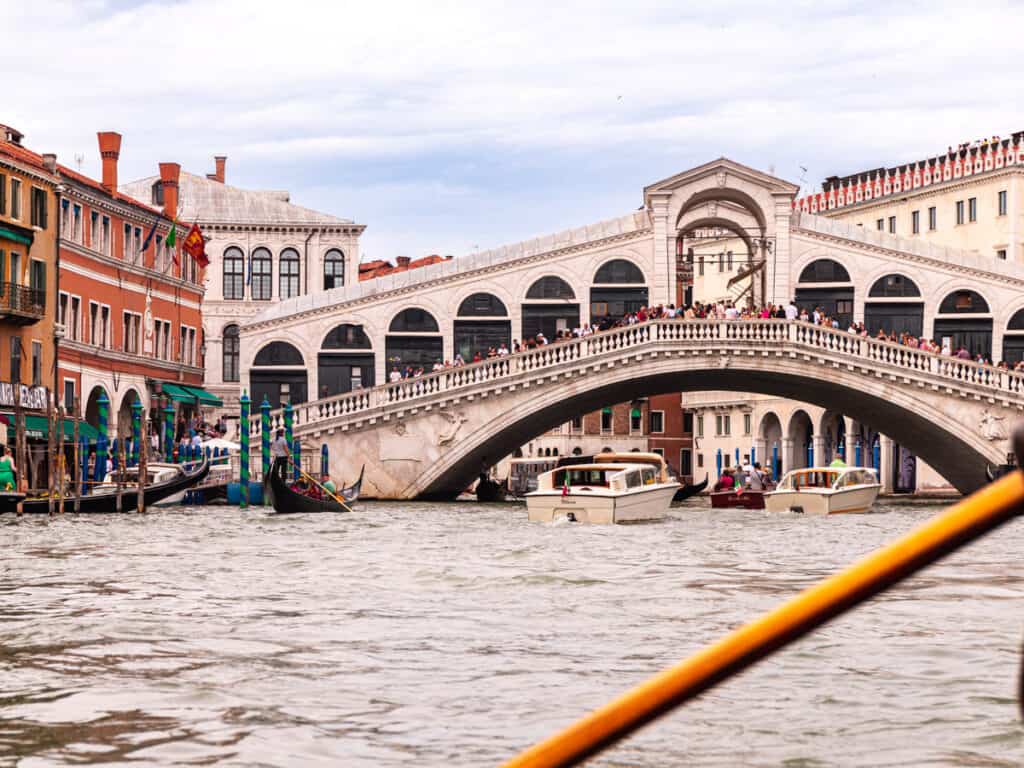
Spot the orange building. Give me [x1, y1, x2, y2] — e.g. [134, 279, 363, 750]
[50, 131, 210, 437]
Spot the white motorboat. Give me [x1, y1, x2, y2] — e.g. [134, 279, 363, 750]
[526, 452, 680, 524]
[98, 461, 234, 506]
[763, 466, 881, 515]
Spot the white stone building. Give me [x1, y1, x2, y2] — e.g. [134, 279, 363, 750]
[121, 159, 364, 426]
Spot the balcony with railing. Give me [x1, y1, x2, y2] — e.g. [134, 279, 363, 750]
[0, 283, 46, 324]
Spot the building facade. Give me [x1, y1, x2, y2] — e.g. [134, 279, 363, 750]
[121, 162, 364, 424]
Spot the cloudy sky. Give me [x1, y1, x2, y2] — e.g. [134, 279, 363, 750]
[5, 0, 1023, 261]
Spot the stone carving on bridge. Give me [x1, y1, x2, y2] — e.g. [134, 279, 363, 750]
[979, 409, 1008, 442]
[437, 409, 468, 446]
[716, 171, 727, 187]
[393, 421, 408, 436]
[707, 201, 718, 217]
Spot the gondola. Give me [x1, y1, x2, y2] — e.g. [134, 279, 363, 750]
[0, 460, 210, 515]
[673, 474, 708, 502]
[475, 476, 506, 502]
[986, 463, 1016, 482]
[266, 462, 363, 514]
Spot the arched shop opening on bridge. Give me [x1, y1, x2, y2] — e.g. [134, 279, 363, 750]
[794, 259, 854, 328]
[864, 274, 924, 337]
[453, 293, 510, 361]
[386, 308, 442, 371]
[251, 341, 308, 408]
[318, 324, 374, 398]
[590, 259, 647, 324]
[522, 276, 579, 341]
[934, 290, 992, 358]
[1004, 308, 1024, 363]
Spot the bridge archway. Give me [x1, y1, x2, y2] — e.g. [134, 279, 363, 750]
[590, 259, 648, 325]
[1003, 307, 1024, 363]
[387, 308, 442, 370]
[934, 289, 993, 359]
[408, 354, 1003, 499]
[453, 293, 510, 360]
[318, 324, 374, 399]
[787, 409, 814, 469]
[794, 258, 854, 328]
[523, 276, 579, 342]
[251, 340, 307, 407]
[865, 273, 924, 337]
[758, 411, 783, 479]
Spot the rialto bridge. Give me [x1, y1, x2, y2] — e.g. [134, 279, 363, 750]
[239, 158, 1024, 497]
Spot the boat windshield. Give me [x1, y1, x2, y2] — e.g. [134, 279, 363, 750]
[780, 470, 839, 490]
[835, 469, 877, 487]
[553, 468, 609, 488]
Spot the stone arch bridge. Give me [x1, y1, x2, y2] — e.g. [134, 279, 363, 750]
[249, 320, 1024, 499]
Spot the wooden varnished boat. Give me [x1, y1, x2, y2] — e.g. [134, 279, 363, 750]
[0, 460, 210, 515]
[710, 488, 767, 510]
[267, 463, 363, 514]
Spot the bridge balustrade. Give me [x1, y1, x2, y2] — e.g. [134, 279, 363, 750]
[246, 319, 1024, 442]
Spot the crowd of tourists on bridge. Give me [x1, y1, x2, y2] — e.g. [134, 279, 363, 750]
[385, 298, 1023, 382]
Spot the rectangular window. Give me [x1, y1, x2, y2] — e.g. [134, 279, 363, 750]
[683, 412, 693, 433]
[968, 197, 977, 222]
[63, 378, 75, 412]
[101, 216, 111, 255]
[9, 336, 21, 384]
[928, 206, 937, 230]
[10, 178, 22, 220]
[743, 413, 751, 435]
[715, 414, 723, 436]
[29, 260, 45, 303]
[876, 218, 884, 231]
[998, 190, 1007, 216]
[718, 253, 724, 273]
[649, 411, 664, 434]
[72, 204, 82, 242]
[698, 256, 704, 276]
[997, 249, 1007, 261]
[134, 227, 142, 262]
[630, 410, 642, 433]
[696, 415, 704, 438]
[888, 216, 896, 234]
[911, 210, 920, 234]
[123, 311, 140, 354]
[600, 410, 613, 433]
[727, 251, 734, 271]
[723, 414, 731, 436]
[30, 187, 47, 229]
[98, 305, 110, 348]
[123, 222, 131, 259]
[179, 325, 196, 365]
[680, 449, 692, 476]
[0, 173, 6, 215]
[58, 291, 68, 331]
[697, 453, 704, 468]
[69, 296, 80, 341]
[955, 200, 965, 225]
[571, 415, 582, 432]
[89, 301, 99, 345]
[31, 340, 41, 386]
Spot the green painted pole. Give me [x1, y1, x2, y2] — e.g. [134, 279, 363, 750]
[261, 397, 271, 504]
[284, 399, 293, 453]
[95, 391, 109, 482]
[164, 400, 175, 460]
[131, 398, 142, 467]
[240, 391, 250, 508]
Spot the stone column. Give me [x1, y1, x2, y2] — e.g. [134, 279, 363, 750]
[768, 196, 793, 306]
[844, 417, 858, 464]
[1010, 174, 1020, 265]
[812, 434, 826, 467]
[879, 434, 894, 493]
[781, 437, 793, 475]
[650, 194, 672, 307]
[753, 437, 767, 467]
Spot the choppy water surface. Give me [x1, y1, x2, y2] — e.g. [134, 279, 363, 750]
[2, 499, 1023, 767]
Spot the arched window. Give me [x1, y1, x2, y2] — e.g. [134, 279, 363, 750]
[938, 290, 990, 314]
[868, 274, 921, 298]
[457, 293, 507, 316]
[324, 249, 345, 290]
[526, 276, 575, 300]
[593, 259, 645, 284]
[223, 247, 244, 300]
[279, 248, 300, 299]
[322, 324, 372, 349]
[251, 248, 272, 300]
[798, 259, 851, 283]
[253, 341, 304, 366]
[389, 308, 439, 333]
[222, 324, 240, 382]
[1008, 309, 1024, 331]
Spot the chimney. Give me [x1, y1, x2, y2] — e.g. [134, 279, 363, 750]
[214, 155, 226, 183]
[158, 162, 181, 218]
[41, 153, 57, 174]
[97, 132, 122, 192]
[395, 256, 411, 268]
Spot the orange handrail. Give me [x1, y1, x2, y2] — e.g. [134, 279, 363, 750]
[503, 470, 1024, 768]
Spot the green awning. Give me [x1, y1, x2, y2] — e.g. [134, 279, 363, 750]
[161, 383, 196, 403]
[182, 385, 223, 407]
[16, 415, 99, 441]
[602, 407, 613, 415]
[630, 408, 642, 418]
[0, 226, 32, 246]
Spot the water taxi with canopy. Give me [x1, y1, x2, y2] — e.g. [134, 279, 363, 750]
[526, 452, 680, 524]
[763, 466, 881, 514]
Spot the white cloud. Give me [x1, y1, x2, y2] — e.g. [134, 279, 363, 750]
[2, 0, 1022, 259]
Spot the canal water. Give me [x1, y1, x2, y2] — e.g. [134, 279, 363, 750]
[1, 499, 1022, 767]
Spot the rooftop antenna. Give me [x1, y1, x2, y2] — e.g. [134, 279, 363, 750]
[73, 153, 84, 172]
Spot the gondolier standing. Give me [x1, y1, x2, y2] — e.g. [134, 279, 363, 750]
[271, 428, 290, 480]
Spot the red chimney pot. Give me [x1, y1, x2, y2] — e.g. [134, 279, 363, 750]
[97, 131, 122, 192]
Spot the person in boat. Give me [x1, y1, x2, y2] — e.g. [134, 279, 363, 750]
[746, 464, 765, 492]
[0, 445, 17, 491]
[321, 472, 337, 495]
[270, 428, 290, 480]
[713, 469, 736, 492]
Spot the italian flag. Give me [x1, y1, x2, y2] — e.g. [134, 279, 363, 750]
[562, 471, 570, 497]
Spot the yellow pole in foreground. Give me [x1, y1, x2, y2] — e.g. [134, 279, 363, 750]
[503, 470, 1024, 768]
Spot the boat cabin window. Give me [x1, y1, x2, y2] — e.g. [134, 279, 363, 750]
[554, 468, 608, 487]
[784, 471, 839, 490]
[836, 470, 876, 487]
[624, 470, 642, 489]
[640, 467, 656, 485]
